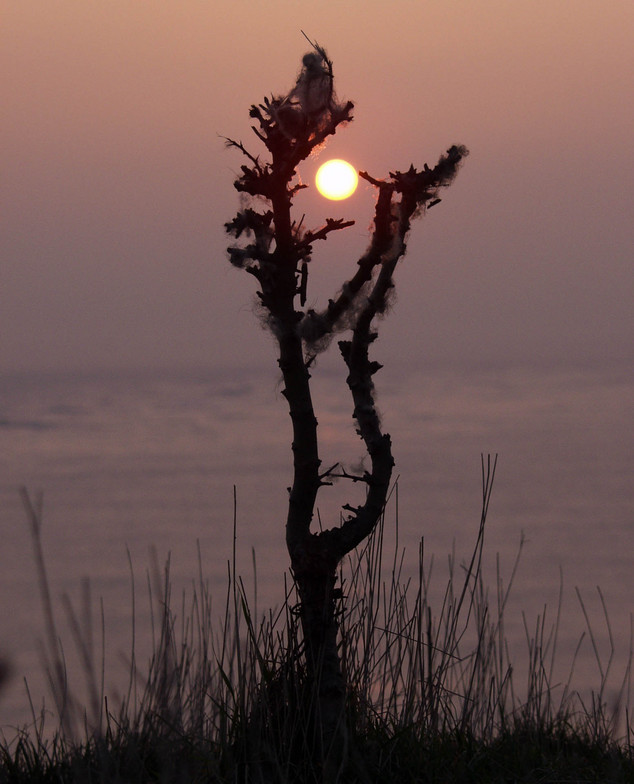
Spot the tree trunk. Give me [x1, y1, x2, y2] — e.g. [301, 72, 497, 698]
[294, 558, 347, 779]
[276, 322, 347, 777]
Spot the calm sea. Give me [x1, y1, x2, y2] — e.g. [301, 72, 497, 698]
[1, 362, 632, 734]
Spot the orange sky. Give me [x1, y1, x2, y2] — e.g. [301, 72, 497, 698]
[3, 1, 633, 371]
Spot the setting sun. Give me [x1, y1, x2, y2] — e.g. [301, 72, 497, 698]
[315, 159, 358, 200]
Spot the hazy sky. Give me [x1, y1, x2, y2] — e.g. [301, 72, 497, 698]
[3, 1, 633, 373]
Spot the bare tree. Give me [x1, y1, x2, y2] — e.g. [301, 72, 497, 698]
[225, 40, 467, 775]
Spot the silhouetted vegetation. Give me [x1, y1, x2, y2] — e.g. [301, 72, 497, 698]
[3, 44, 631, 784]
[1, 473, 632, 782]
[224, 39, 467, 773]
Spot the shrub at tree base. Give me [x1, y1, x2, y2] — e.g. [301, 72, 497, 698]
[2, 490, 633, 782]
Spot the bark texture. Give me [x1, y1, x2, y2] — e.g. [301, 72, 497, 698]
[225, 41, 467, 779]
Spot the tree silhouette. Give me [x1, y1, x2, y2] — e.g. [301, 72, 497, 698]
[225, 40, 467, 776]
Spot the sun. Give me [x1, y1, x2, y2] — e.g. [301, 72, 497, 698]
[315, 159, 358, 200]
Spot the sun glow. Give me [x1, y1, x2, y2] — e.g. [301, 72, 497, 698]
[315, 159, 358, 200]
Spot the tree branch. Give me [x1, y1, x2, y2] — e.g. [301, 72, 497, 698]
[298, 147, 468, 349]
[300, 218, 355, 248]
[298, 178, 395, 347]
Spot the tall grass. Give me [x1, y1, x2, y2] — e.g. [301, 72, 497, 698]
[1, 459, 632, 782]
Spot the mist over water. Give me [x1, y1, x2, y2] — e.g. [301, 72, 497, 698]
[1, 362, 632, 733]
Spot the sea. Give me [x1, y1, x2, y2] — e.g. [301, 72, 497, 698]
[1, 361, 632, 736]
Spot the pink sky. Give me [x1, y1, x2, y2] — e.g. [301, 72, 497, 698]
[3, 1, 633, 372]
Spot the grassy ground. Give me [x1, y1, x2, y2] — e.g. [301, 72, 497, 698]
[1, 472, 632, 782]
